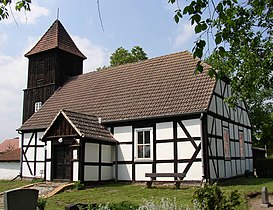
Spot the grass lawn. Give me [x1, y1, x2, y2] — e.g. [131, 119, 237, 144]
[46, 177, 273, 210]
[1, 177, 273, 209]
[0, 180, 32, 193]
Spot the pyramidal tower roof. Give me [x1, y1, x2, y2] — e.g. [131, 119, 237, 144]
[25, 20, 86, 59]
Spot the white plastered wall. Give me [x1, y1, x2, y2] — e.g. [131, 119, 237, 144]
[22, 131, 45, 178]
[0, 162, 20, 180]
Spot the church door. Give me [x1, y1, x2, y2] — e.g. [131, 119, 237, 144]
[53, 144, 72, 180]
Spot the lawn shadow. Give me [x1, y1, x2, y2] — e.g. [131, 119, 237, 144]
[219, 177, 273, 186]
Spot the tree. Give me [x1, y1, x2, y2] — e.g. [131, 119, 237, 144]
[169, 0, 273, 107]
[0, 0, 31, 20]
[110, 46, 148, 67]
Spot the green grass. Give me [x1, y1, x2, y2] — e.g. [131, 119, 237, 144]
[1, 178, 273, 209]
[0, 180, 32, 193]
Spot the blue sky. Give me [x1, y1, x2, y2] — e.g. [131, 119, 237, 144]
[0, 0, 198, 142]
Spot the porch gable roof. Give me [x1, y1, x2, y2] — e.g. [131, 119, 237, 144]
[42, 109, 116, 143]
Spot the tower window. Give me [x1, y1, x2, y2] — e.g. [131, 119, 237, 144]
[35, 102, 42, 112]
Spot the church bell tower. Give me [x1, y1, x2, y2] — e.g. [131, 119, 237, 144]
[22, 20, 86, 123]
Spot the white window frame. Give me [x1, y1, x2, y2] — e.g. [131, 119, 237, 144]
[134, 127, 153, 161]
[34, 101, 42, 112]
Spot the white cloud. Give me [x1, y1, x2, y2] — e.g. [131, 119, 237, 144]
[171, 22, 196, 50]
[0, 33, 8, 51]
[0, 54, 28, 141]
[72, 36, 110, 72]
[3, 2, 49, 25]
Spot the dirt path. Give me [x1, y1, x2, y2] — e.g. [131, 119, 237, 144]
[248, 194, 273, 210]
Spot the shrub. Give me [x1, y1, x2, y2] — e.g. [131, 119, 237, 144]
[192, 183, 241, 210]
[73, 181, 85, 190]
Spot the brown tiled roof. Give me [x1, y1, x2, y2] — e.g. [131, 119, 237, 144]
[0, 138, 19, 153]
[19, 51, 216, 131]
[0, 148, 20, 162]
[43, 110, 116, 142]
[25, 20, 86, 59]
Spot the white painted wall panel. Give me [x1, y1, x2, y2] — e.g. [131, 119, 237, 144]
[118, 145, 132, 161]
[73, 162, 79, 181]
[114, 126, 132, 142]
[225, 161, 231, 178]
[235, 142, 240, 157]
[178, 162, 202, 181]
[216, 97, 223, 116]
[156, 163, 174, 181]
[209, 138, 216, 156]
[135, 164, 152, 181]
[230, 142, 235, 157]
[84, 166, 98, 181]
[0, 162, 20, 180]
[118, 164, 132, 181]
[218, 160, 225, 178]
[24, 133, 34, 146]
[209, 160, 217, 179]
[231, 160, 236, 176]
[35, 162, 45, 178]
[236, 160, 241, 174]
[215, 119, 222, 136]
[101, 166, 113, 180]
[177, 119, 201, 138]
[25, 147, 35, 161]
[37, 132, 45, 146]
[22, 162, 34, 177]
[85, 143, 99, 162]
[215, 80, 221, 95]
[156, 122, 173, 140]
[217, 139, 223, 157]
[229, 124, 234, 140]
[101, 145, 112, 163]
[208, 96, 216, 113]
[207, 115, 214, 134]
[178, 141, 201, 159]
[223, 103, 229, 118]
[157, 142, 173, 160]
[46, 162, 51, 181]
[46, 141, 51, 159]
[36, 147, 45, 161]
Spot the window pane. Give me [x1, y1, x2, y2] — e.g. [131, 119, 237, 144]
[138, 131, 143, 144]
[144, 145, 150, 158]
[138, 145, 143, 158]
[144, 131, 150, 144]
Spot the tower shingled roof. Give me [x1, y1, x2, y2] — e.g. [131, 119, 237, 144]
[25, 20, 86, 59]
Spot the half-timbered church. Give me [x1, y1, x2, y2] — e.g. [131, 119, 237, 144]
[18, 20, 253, 183]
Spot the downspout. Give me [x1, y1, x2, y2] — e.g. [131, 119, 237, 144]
[200, 112, 209, 183]
[200, 113, 205, 182]
[17, 130, 23, 179]
[115, 141, 118, 182]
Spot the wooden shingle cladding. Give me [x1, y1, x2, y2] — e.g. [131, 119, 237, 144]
[19, 51, 216, 131]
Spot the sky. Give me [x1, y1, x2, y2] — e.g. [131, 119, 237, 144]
[0, 0, 198, 142]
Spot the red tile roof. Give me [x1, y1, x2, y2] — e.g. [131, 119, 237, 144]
[19, 51, 216, 131]
[0, 148, 20, 162]
[25, 20, 86, 59]
[0, 138, 19, 153]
